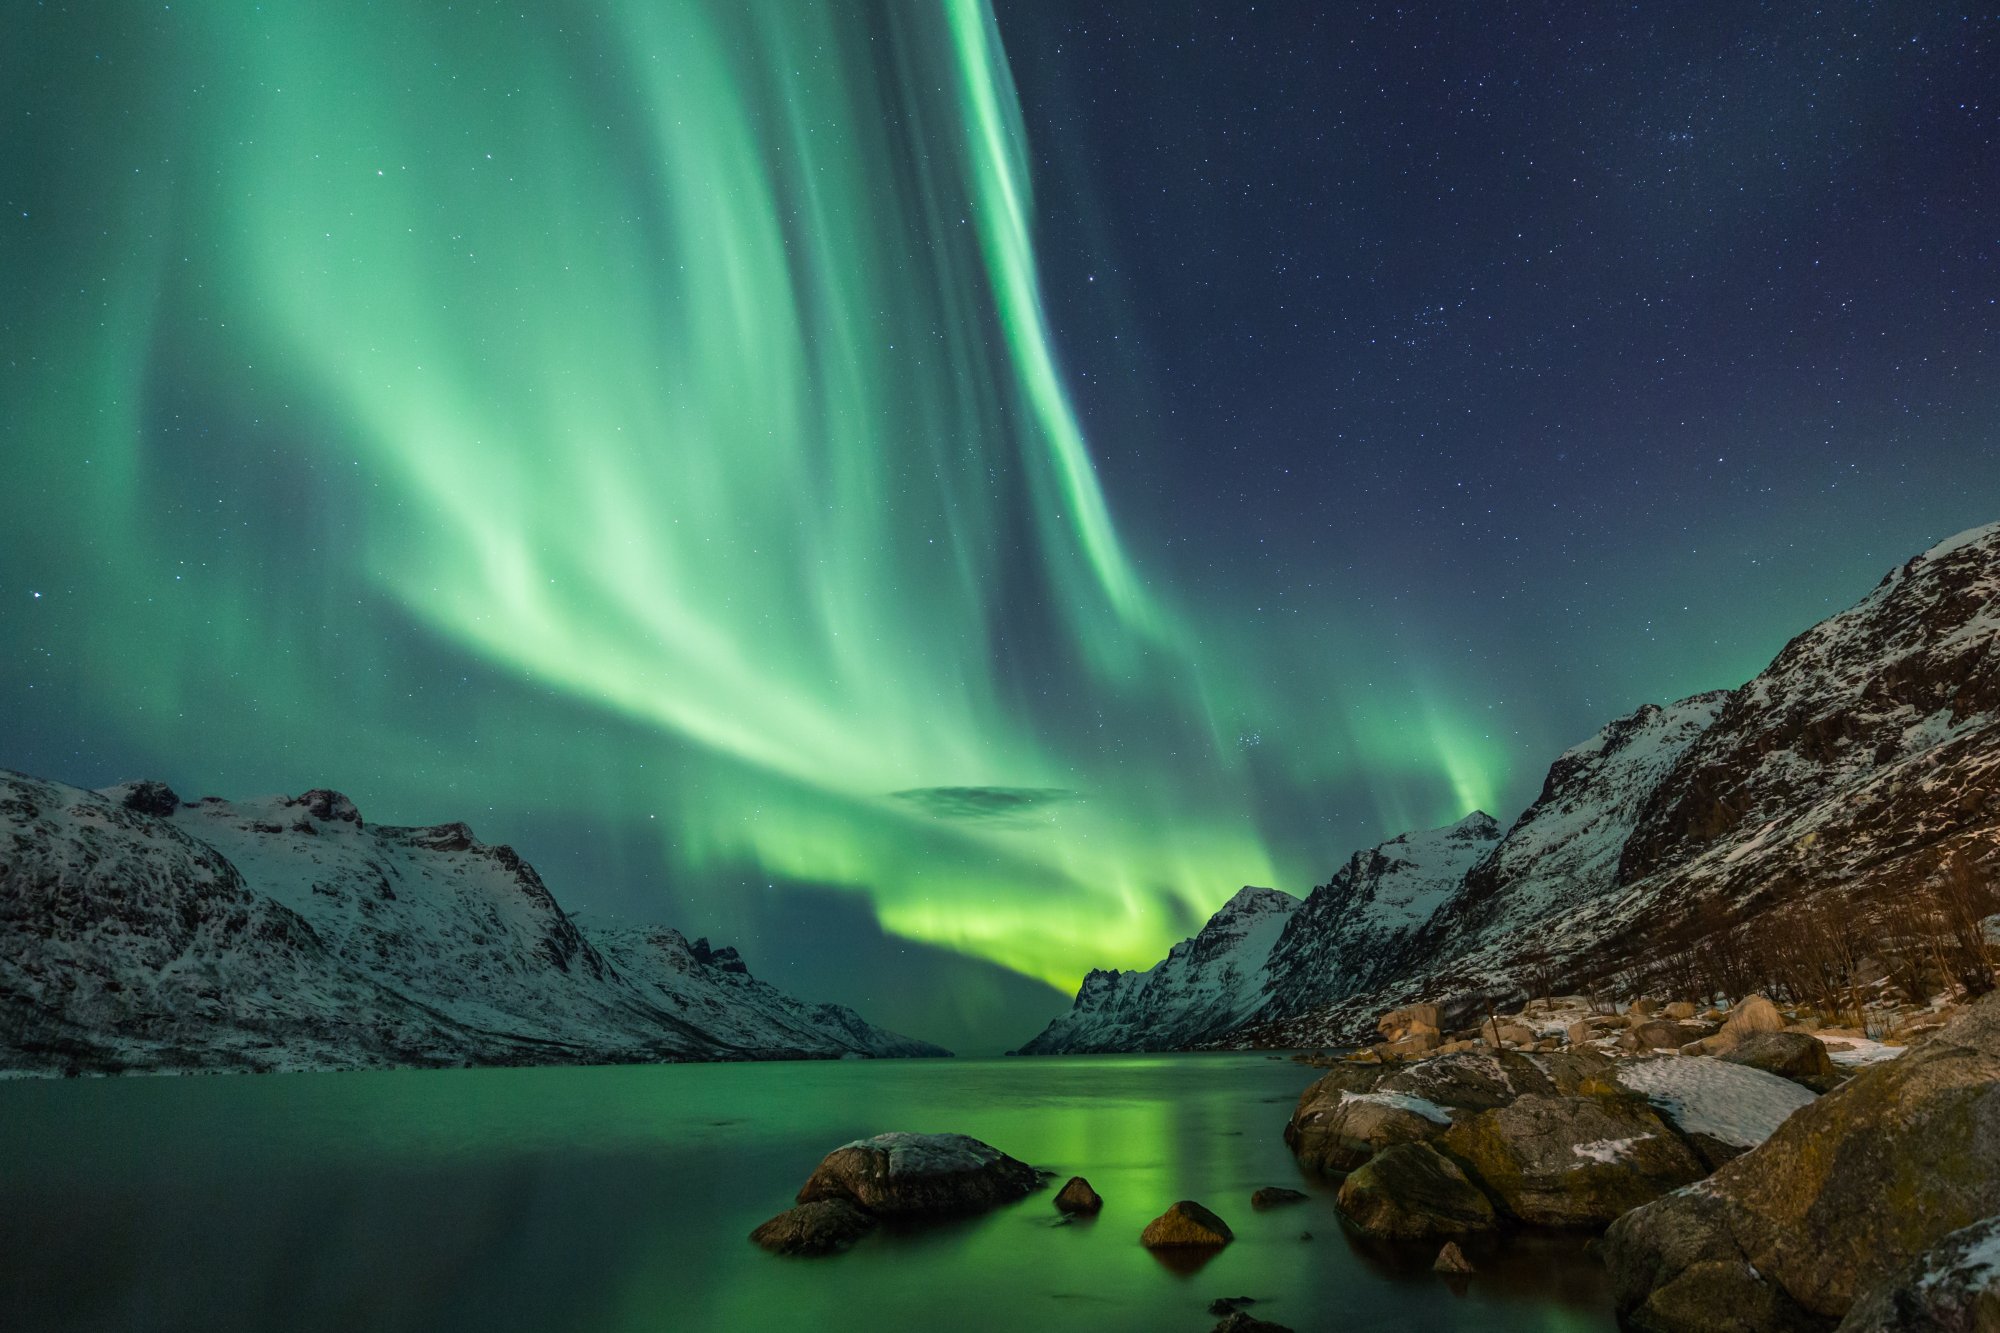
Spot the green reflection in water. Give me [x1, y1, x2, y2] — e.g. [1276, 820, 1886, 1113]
[0, 1058, 1613, 1331]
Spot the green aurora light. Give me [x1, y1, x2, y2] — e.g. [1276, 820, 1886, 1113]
[0, 1, 1511, 993]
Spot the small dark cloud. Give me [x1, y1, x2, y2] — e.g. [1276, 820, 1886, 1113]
[889, 785, 1081, 822]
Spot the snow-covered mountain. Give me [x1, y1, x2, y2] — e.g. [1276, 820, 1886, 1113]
[1023, 522, 2000, 1052]
[0, 772, 948, 1073]
[1016, 816, 1502, 1055]
[1013, 886, 1297, 1053]
[1253, 812, 1503, 1016]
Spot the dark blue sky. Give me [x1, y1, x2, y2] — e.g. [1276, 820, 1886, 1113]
[1004, 0, 1997, 741]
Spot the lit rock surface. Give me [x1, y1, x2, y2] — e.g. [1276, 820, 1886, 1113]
[1140, 1200, 1234, 1248]
[794, 1133, 1039, 1215]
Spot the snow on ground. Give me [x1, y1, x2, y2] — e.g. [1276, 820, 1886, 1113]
[1615, 1056, 1816, 1148]
[1573, 1135, 1651, 1164]
[1341, 1089, 1454, 1125]
[1938, 1217, 2000, 1291]
[1821, 1036, 1909, 1067]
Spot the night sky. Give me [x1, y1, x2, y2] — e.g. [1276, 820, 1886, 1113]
[3, 2, 1995, 1054]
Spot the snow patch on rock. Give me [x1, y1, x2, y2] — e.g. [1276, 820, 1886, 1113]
[1615, 1056, 1815, 1148]
[1340, 1089, 1454, 1125]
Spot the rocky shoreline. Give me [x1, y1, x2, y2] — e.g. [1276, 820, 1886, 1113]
[1287, 989, 2000, 1331]
[748, 991, 1998, 1332]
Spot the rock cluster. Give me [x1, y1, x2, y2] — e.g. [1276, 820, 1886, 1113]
[1602, 992, 2000, 1330]
[1286, 993, 1876, 1246]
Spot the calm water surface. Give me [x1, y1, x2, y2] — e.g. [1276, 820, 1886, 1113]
[0, 1054, 1614, 1332]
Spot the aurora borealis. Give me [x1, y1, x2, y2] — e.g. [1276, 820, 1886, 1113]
[4, 2, 1996, 1051]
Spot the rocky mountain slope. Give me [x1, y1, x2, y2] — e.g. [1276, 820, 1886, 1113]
[1252, 813, 1503, 1018]
[1013, 886, 1297, 1053]
[1016, 813, 1504, 1054]
[0, 771, 947, 1073]
[1024, 522, 2000, 1052]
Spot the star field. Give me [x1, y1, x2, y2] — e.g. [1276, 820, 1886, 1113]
[1, 1, 1994, 1051]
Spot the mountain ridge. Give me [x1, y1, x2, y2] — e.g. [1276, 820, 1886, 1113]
[0, 770, 949, 1073]
[1024, 522, 2000, 1052]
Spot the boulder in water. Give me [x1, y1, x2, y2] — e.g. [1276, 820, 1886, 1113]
[795, 1132, 1039, 1215]
[1335, 1141, 1497, 1239]
[1054, 1176, 1102, 1214]
[748, 1198, 877, 1256]
[1141, 1200, 1234, 1248]
[1251, 1186, 1308, 1208]
[1433, 1242, 1477, 1274]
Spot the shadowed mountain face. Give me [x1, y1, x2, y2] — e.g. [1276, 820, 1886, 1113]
[1013, 886, 1298, 1054]
[0, 774, 948, 1074]
[1024, 523, 2000, 1052]
[1253, 813, 1504, 1017]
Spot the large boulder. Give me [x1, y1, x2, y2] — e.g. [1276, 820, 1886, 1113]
[1286, 1062, 1386, 1112]
[1717, 995, 1786, 1045]
[1381, 1003, 1441, 1036]
[1381, 1049, 1550, 1108]
[1616, 1250, 1826, 1333]
[1838, 1212, 2000, 1332]
[748, 1198, 878, 1256]
[1286, 1088, 1450, 1173]
[1141, 1200, 1234, 1248]
[794, 1133, 1039, 1215]
[1722, 1031, 1839, 1093]
[1623, 1020, 1711, 1053]
[1335, 1141, 1498, 1239]
[1285, 1048, 1621, 1173]
[1603, 992, 2000, 1329]
[1441, 1093, 1706, 1227]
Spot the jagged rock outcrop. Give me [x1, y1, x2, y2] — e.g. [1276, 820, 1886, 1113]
[0, 769, 948, 1073]
[1020, 815, 1499, 1054]
[1622, 526, 2000, 886]
[1014, 886, 1297, 1053]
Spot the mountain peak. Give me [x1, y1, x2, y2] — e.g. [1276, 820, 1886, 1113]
[1448, 811, 1501, 839]
[1217, 885, 1295, 917]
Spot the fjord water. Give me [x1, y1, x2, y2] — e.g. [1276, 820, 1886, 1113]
[0, 1055, 1612, 1331]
